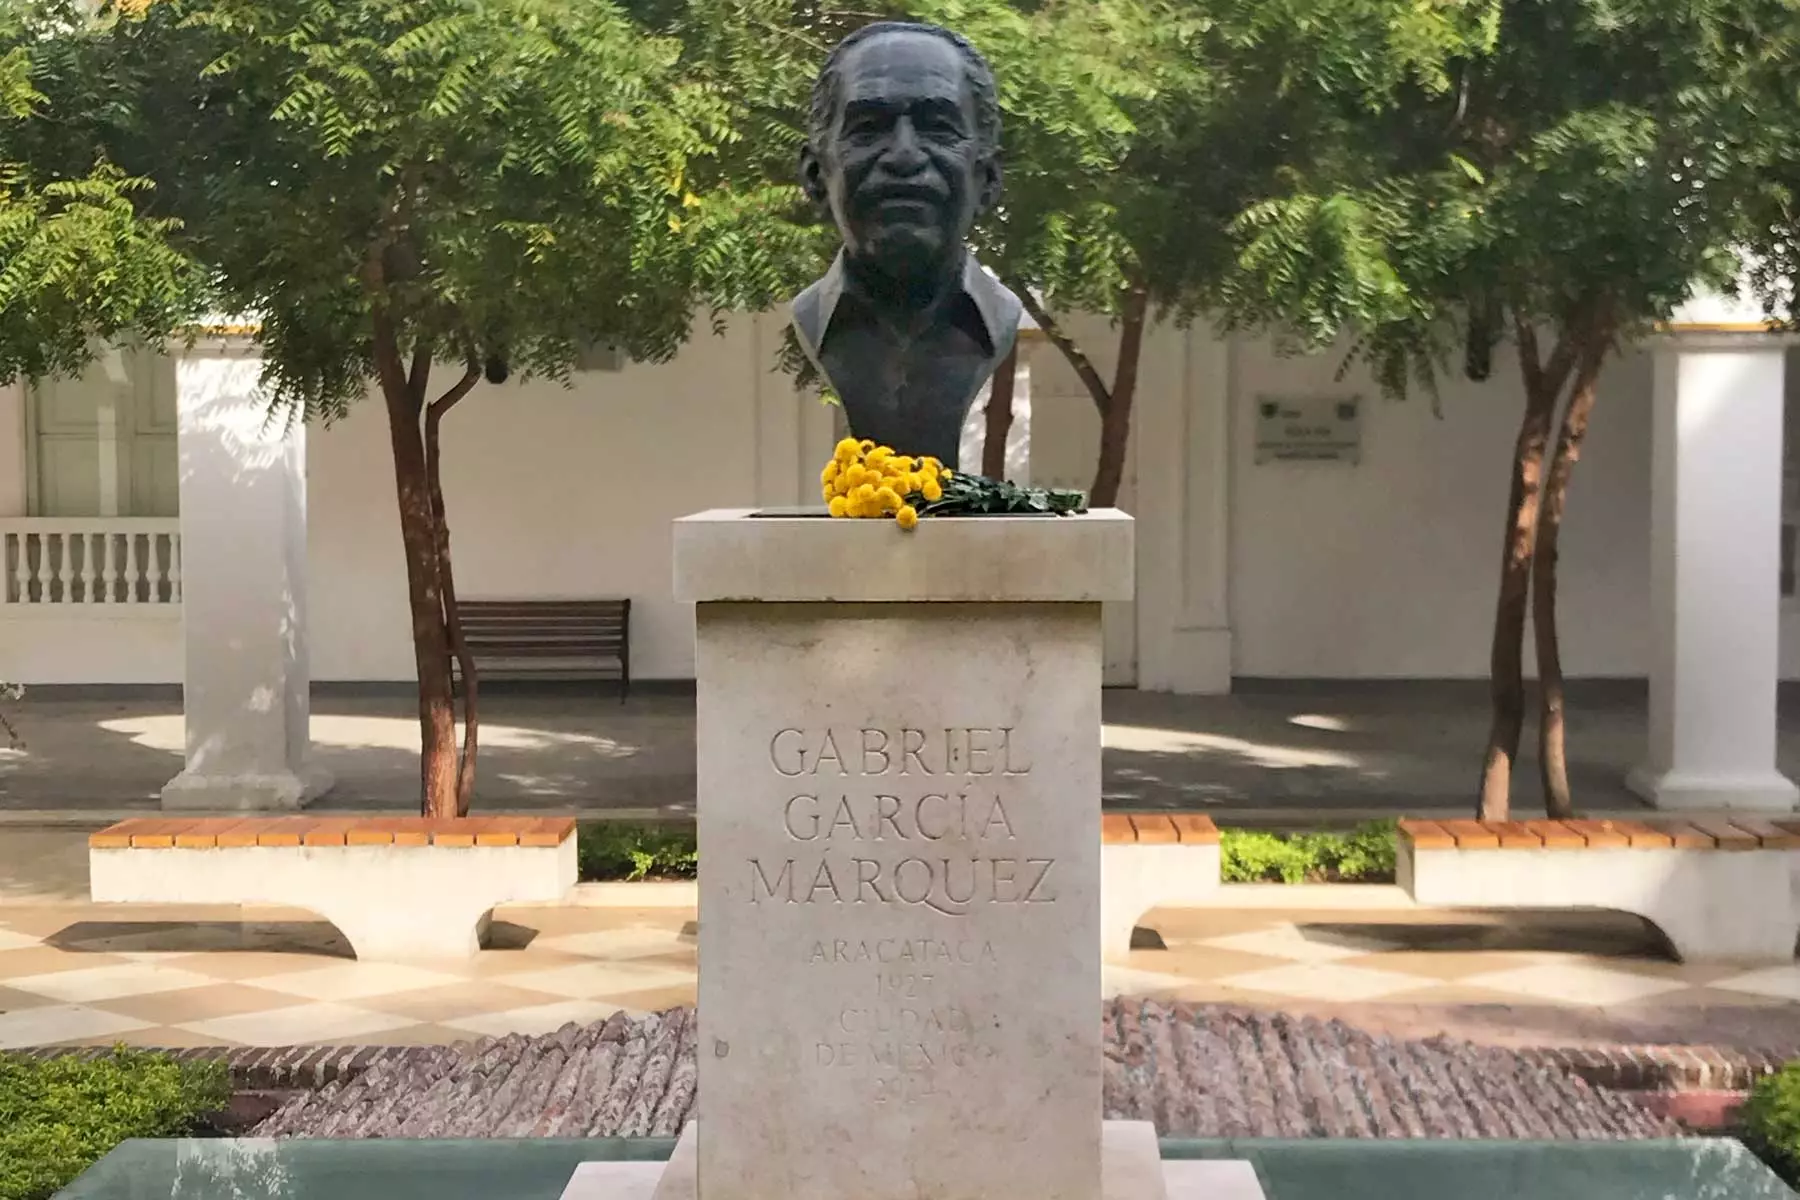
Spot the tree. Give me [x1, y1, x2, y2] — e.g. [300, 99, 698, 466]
[880, 0, 1489, 508]
[54, 0, 814, 817]
[1215, 0, 1786, 818]
[0, 0, 197, 386]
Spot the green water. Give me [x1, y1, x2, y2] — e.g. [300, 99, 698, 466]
[56, 1136, 1794, 1200]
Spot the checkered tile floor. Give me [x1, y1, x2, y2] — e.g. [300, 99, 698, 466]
[0, 902, 1796, 1048]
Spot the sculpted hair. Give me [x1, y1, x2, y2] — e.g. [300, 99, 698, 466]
[808, 21, 1002, 158]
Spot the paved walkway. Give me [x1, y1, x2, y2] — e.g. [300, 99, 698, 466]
[10, 680, 1799, 820]
[3, 885, 1800, 1050]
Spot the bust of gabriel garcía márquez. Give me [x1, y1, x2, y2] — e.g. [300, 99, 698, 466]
[789, 21, 1021, 471]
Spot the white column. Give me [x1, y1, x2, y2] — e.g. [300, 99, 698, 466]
[161, 343, 330, 810]
[0, 381, 27, 517]
[1628, 332, 1798, 811]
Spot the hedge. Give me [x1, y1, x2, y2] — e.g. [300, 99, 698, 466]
[0, 1048, 229, 1200]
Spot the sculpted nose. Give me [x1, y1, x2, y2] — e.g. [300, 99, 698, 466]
[883, 118, 927, 174]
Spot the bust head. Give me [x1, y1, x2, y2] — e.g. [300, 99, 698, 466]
[801, 22, 1002, 293]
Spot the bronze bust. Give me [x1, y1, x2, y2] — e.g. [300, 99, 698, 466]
[792, 22, 1021, 470]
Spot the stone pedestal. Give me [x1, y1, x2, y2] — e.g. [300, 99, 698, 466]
[1628, 335, 1799, 812]
[161, 347, 330, 811]
[565, 507, 1250, 1200]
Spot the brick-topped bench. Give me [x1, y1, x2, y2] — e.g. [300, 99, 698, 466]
[1101, 812, 1221, 959]
[1398, 817, 1800, 963]
[89, 816, 579, 961]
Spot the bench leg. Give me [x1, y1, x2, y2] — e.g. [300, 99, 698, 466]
[1652, 907, 1799, 964]
[324, 902, 496, 961]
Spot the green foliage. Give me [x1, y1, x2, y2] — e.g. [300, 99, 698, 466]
[920, 473, 1087, 516]
[24, 0, 824, 421]
[578, 821, 698, 881]
[0, 2, 199, 386]
[1220, 820, 1397, 884]
[0, 1048, 229, 1200]
[1742, 1061, 1800, 1183]
[1212, 0, 1795, 397]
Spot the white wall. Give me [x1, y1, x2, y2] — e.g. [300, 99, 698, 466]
[7, 316, 1797, 687]
[306, 313, 815, 682]
[0, 612, 180, 683]
[1226, 337, 1654, 678]
[0, 383, 25, 517]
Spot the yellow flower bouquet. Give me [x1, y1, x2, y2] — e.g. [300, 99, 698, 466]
[820, 438, 1086, 530]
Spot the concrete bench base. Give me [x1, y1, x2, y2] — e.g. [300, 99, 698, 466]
[1399, 818, 1800, 964]
[89, 817, 578, 961]
[1102, 813, 1221, 959]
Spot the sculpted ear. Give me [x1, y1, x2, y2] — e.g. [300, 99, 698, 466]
[799, 143, 829, 207]
[975, 152, 1002, 215]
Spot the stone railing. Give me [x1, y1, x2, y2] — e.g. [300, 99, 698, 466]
[0, 518, 182, 606]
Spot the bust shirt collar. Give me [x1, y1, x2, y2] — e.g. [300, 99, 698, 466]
[815, 250, 1012, 351]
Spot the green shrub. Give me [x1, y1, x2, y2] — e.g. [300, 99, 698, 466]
[0, 1048, 229, 1200]
[578, 821, 698, 881]
[1742, 1061, 1800, 1182]
[1220, 820, 1397, 883]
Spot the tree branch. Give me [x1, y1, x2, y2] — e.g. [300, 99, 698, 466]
[1013, 283, 1113, 417]
[408, 338, 433, 403]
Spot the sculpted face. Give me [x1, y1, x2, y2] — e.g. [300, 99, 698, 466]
[805, 31, 998, 282]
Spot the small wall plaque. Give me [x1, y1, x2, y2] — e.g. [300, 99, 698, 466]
[1254, 395, 1362, 464]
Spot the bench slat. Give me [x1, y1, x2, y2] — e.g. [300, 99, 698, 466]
[1522, 820, 1586, 849]
[1397, 819, 1455, 849]
[1681, 816, 1760, 850]
[1563, 819, 1631, 848]
[1598, 820, 1674, 848]
[1659, 820, 1719, 849]
[1129, 814, 1180, 844]
[1731, 817, 1800, 849]
[1435, 820, 1501, 849]
[1100, 814, 1137, 844]
[1169, 813, 1220, 845]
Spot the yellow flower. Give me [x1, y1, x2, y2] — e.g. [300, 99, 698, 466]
[822, 485, 834, 503]
[875, 486, 901, 511]
[867, 445, 891, 467]
[821, 462, 839, 485]
[843, 464, 866, 489]
[922, 478, 943, 502]
[859, 439, 875, 452]
[854, 483, 876, 505]
[891, 455, 914, 474]
[835, 437, 861, 463]
[896, 504, 919, 530]
[941, 468, 954, 480]
[828, 496, 848, 517]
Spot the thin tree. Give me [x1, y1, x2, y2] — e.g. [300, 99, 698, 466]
[59, 0, 813, 816]
[1218, 0, 1781, 818]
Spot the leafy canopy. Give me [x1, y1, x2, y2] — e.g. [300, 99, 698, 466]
[81, 0, 820, 418]
[0, 1, 197, 385]
[1213, 0, 1794, 397]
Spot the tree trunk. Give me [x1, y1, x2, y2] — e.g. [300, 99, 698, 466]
[1477, 319, 1576, 821]
[1089, 287, 1149, 508]
[373, 327, 459, 818]
[982, 345, 1018, 479]
[1532, 325, 1611, 819]
[425, 364, 482, 816]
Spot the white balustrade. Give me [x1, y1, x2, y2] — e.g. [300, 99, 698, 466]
[0, 519, 183, 605]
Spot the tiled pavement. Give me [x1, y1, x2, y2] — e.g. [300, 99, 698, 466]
[2, 901, 1800, 1049]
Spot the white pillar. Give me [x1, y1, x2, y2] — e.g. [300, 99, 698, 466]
[161, 342, 330, 810]
[0, 381, 27, 517]
[1628, 332, 1798, 811]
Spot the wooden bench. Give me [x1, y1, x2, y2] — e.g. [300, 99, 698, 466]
[1101, 811, 1221, 959]
[89, 816, 579, 960]
[1398, 816, 1800, 963]
[457, 598, 631, 700]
